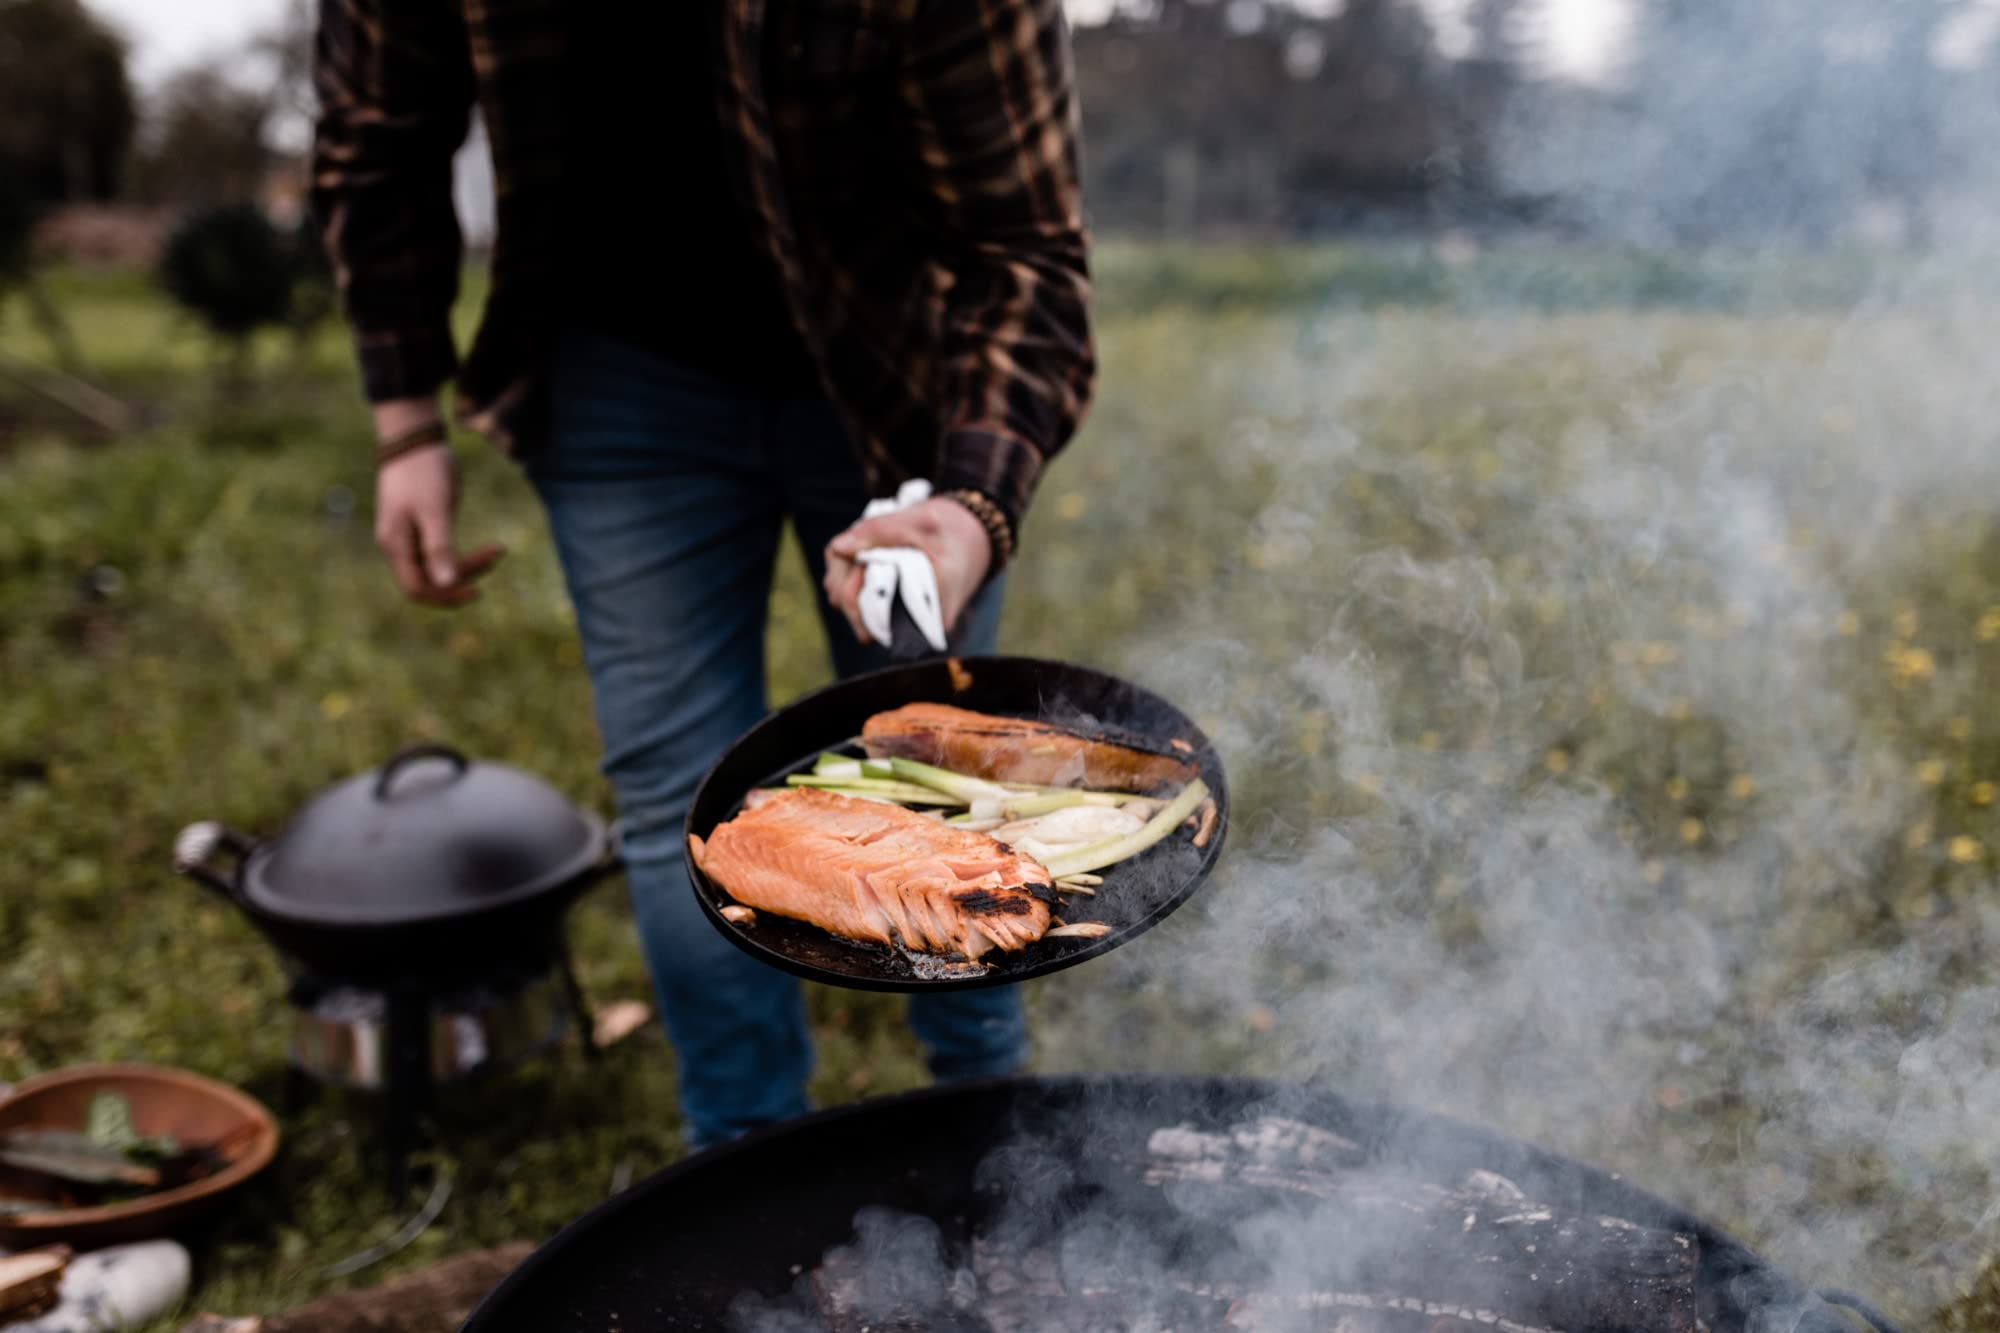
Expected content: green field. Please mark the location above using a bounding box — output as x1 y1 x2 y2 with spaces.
3 244 1997 1329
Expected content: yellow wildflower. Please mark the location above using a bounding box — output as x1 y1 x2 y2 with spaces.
1971 781 1996 808
319 691 352 721
1729 774 1756 799
1545 749 1571 776
1948 837 1983 865
1979 608 2000 642
1916 759 1946 786
1947 716 1973 742
1679 818 1704 845
1885 645 1935 685
1665 777 1691 802
1893 607 1919 639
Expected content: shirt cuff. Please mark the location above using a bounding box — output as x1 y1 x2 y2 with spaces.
353 324 458 404
935 428 1045 559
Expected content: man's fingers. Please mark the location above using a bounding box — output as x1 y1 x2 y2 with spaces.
828 511 942 560
455 543 507 583
820 558 870 643
839 566 869 641
377 513 429 600
415 505 459 587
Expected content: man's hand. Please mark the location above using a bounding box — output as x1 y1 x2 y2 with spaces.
823 497 992 645
373 439 505 608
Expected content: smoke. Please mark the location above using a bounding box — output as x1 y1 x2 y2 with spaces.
748 7 1995 1328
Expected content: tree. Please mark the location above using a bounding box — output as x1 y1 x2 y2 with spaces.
0 0 135 206
130 65 273 207
157 202 308 384
0 0 134 375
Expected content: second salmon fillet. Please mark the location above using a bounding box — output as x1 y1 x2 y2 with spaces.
688 788 1055 959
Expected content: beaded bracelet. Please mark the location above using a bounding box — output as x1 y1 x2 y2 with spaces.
943 488 1015 569
375 420 449 467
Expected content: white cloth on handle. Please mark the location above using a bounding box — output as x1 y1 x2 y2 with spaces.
854 480 948 652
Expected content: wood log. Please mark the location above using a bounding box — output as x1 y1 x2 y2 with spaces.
177 1243 533 1333
0 1245 71 1323
1131 1118 1700 1333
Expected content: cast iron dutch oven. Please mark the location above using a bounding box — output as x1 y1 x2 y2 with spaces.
172 743 621 982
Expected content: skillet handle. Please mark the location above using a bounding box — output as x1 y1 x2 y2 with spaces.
374 743 470 799
885 598 939 664
173 821 255 903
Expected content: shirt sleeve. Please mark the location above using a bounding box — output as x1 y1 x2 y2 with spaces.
904 0 1098 547
309 0 477 405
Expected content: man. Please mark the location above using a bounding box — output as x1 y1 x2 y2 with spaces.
308 0 1095 1151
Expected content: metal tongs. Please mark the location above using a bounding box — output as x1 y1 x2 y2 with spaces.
856 479 949 659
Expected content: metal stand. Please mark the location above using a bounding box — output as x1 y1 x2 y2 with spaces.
382 983 435 1197
280 931 598 1195
557 925 598 1061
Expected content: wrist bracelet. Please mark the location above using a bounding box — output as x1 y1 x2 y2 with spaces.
375 420 448 466
943 488 1015 569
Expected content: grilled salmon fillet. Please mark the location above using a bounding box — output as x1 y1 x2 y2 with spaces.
861 702 1199 793
688 788 1054 959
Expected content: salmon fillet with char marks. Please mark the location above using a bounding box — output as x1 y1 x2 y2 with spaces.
861 702 1199 793
688 788 1055 959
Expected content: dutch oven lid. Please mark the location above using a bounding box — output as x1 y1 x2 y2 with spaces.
241 744 608 927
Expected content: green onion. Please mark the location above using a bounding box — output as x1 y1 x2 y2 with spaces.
813 753 863 779
783 774 968 805
996 790 1127 818
1001 780 1146 799
884 758 1013 804
1042 779 1210 878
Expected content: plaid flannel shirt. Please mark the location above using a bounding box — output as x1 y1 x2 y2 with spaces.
309 0 1095 549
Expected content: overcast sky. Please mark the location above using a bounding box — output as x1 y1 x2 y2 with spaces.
89 0 1632 91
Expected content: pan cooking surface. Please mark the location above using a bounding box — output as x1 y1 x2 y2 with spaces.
682 656 1230 993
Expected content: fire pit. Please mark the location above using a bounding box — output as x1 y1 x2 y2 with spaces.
462 1073 1894 1333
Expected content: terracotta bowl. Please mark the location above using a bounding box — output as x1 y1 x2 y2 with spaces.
0 1063 279 1248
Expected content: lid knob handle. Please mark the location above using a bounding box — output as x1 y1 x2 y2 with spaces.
374 743 471 801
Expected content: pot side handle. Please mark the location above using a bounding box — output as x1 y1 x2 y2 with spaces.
172 821 255 902
373 742 470 800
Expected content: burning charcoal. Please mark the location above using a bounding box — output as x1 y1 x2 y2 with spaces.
1130 1117 1702 1333
1219 1290 1566 1332
807 1208 982 1332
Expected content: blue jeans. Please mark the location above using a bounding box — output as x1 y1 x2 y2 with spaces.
526 327 1029 1151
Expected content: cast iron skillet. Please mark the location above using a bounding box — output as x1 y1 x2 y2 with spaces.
681 654 1229 993
460 1072 1898 1333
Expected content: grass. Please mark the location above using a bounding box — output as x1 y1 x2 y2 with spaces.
3 243 1998 1330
